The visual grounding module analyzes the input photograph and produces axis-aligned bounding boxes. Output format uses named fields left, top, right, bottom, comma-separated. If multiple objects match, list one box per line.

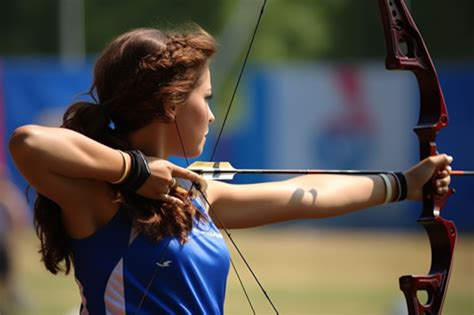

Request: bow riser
left=415, top=76, right=448, bottom=129
left=378, top=0, right=456, bottom=314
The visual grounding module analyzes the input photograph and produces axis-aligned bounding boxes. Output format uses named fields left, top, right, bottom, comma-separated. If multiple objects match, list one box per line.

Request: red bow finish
left=136, top=1, right=458, bottom=314
left=377, top=1, right=456, bottom=314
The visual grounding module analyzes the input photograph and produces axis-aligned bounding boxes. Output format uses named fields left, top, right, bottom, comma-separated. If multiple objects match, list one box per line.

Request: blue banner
left=1, top=58, right=473, bottom=230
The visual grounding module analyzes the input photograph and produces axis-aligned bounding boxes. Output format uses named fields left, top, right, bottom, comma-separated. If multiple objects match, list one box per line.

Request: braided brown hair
left=34, top=26, right=217, bottom=274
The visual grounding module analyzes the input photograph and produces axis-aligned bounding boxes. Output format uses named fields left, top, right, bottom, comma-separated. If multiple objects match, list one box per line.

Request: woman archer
left=8, top=25, right=452, bottom=314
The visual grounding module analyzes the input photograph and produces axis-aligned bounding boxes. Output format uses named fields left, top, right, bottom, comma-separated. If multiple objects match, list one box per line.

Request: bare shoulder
left=56, top=178, right=119, bottom=239
left=205, top=180, right=233, bottom=204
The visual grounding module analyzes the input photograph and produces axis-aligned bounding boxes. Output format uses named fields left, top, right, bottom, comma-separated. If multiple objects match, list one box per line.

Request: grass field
left=4, top=227, right=474, bottom=315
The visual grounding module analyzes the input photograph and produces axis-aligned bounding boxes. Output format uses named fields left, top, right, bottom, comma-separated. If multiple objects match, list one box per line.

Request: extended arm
left=206, top=155, right=452, bottom=229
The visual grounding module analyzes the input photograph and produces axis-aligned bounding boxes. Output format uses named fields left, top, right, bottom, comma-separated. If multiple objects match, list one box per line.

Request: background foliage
left=1, top=0, right=473, bottom=60
left=1, top=1, right=472, bottom=314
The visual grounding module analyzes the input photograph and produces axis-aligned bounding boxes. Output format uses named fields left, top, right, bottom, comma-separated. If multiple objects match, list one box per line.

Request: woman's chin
left=186, top=146, right=204, bottom=159
left=190, top=140, right=206, bottom=158
left=188, top=152, right=202, bottom=159
left=173, top=140, right=205, bottom=159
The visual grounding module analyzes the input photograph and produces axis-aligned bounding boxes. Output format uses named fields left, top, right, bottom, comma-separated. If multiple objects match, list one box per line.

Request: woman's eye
left=205, top=95, right=214, bottom=105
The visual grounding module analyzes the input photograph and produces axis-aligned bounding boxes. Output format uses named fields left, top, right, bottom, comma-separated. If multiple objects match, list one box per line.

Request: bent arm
left=8, top=125, right=127, bottom=206
left=206, top=174, right=398, bottom=229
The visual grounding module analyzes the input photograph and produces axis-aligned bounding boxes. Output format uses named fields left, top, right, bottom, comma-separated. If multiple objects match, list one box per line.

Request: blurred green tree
left=0, top=0, right=472, bottom=59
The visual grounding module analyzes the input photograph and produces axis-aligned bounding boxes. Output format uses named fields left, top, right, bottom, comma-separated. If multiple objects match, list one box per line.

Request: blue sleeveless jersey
left=71, top=197, right=230, bottom=314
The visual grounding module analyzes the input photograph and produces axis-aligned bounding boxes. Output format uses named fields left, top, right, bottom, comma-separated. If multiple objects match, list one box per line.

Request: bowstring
left=133, top=121, right=197, bottom=313
left=206, top=0, right=279, bottom=313
left=137, top=1, right=278, bottom=312
left=175, top=120, right=258, bottom=314
left=134, top=238, right=173, bottom=314
left=195, top=185, right=279, bottom=314
left=209, top=0, right=268, bottom=161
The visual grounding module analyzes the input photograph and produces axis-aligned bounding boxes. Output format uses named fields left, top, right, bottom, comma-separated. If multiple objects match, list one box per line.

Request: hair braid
left=33, top=25, right=217, bottom=274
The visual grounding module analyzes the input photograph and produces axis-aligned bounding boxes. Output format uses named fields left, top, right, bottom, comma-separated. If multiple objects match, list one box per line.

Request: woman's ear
left=166, top=105, right=178, bottom=122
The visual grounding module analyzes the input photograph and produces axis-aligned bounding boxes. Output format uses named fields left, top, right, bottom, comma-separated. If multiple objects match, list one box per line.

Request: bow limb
left=378, top=1, right=456, bottom=314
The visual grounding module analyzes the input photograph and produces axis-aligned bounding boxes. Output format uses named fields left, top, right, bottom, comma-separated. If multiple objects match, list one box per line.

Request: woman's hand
left=404, top=154, right=453, bottom=201
left=136, top=157, right=206, bottom=206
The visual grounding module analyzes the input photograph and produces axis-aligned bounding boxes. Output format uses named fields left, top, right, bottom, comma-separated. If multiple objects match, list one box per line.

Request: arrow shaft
left=197, top=169, right=474, bottom=176
left=450, top=170, right=474, bottom=176
left=236, top=169, right=392, bottom=175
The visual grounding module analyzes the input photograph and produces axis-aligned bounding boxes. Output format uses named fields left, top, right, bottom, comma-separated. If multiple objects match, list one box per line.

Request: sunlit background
left=0, top=0, right=473, bottom=314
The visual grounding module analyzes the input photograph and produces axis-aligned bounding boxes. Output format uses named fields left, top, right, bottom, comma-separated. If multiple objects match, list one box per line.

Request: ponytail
left=34, top=196, right=71, bottom=274
left=34, top=100, right=129, bottom=275
left=34, top=25, right=216, bottom=275
left=61, top=100, right=129, bottom=150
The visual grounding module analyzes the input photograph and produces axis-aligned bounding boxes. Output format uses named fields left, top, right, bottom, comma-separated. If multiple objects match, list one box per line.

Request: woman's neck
left=128, top=121, right=169, bottom=158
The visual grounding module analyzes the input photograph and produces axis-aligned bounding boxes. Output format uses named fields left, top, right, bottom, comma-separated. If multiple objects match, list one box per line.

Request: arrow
left=188, top=161, right=474, bottom=181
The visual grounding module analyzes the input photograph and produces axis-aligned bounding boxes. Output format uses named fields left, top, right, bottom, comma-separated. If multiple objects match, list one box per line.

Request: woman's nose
left=208, top=106, right=215, bottom=123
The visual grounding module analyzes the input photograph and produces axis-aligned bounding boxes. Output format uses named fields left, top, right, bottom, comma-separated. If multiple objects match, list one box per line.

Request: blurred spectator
left=0, top=165, right=30, bottom=313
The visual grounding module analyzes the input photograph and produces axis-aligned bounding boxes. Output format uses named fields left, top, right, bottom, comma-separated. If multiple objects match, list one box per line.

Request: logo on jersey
left=156, top=260, right=172, bottom=268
